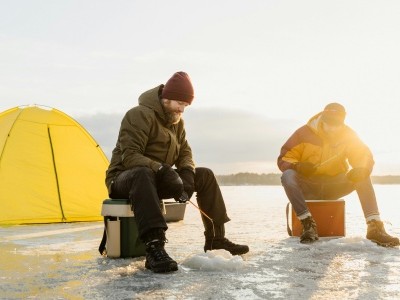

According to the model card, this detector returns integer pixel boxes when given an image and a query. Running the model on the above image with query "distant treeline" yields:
[216,173,282,185]
[215,172,400,186]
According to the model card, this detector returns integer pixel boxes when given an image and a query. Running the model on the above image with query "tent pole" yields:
[48,126,66,222]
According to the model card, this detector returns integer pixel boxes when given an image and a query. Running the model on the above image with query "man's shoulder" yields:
[341,125,362,142]
[294,124,314,135]
[119,106,156,128]
[287,124,320,145]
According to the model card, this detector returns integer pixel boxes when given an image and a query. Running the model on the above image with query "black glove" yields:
[156,164,183,199]
[176,191,189,203]
[346,168,370,183]
[295,162,317,176]
[178,168,195,199]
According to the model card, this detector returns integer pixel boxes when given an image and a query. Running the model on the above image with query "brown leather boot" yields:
[366,220,400,247]
[300,216,319,244]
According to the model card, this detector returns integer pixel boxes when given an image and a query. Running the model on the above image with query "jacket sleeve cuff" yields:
[150,161,162,173]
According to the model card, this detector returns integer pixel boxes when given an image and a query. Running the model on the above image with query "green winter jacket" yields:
[105,85,195,192]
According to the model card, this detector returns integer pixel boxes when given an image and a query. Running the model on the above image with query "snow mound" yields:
[182,249,245,271]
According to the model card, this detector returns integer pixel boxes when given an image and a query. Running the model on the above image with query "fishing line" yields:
[188,199,216,250]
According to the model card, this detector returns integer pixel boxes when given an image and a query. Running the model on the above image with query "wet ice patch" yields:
[316,236,391,253]
[182,249,244,271]
[17,239,99,255]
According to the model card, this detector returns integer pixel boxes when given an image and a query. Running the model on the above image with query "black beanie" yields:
[321,102,346,126]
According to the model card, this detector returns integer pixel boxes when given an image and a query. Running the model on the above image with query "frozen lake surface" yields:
[1,185,400,299]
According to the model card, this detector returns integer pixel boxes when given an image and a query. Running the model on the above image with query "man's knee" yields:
[133,166,155,178]
[195,167,215,181]
[194,167,218,191]
[281,169,298,187]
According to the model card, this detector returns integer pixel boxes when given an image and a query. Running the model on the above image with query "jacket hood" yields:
[138,85,166,120]
[306,112,324,134]
[307,111,350,141]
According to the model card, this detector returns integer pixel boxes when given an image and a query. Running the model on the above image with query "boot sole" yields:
[368,239,400,248]
[229,247,249,255]
[300,237,319,244]
[145,261,178,273]
[204,247,249,255]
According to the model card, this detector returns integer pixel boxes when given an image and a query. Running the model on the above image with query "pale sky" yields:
[1,0,400,175]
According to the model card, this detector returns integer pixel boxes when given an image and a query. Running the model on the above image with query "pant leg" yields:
[316,173,354,199]
[317,174,380,218]
[354,177,380,219]
[281,169,310,217]
[282,169,380,220]
[282,170,354,217]
[194,167,231,232]
[110,167,167,238]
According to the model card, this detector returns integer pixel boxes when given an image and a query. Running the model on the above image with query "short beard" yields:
[165,111,181,125]
[161,99,182,125]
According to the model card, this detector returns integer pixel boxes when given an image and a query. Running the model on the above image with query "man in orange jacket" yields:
[278,103,399,246]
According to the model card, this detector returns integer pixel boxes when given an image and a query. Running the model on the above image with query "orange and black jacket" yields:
[277,112,374,176]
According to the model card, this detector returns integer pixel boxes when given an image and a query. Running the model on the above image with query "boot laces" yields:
[369,220,386,233]
[147,240,171,261]
[302,217,316,231]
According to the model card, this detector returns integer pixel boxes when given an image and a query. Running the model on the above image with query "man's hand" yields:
[156,164,183,199]
[175,191,189,203]
[178,168,195,199]
[346,168,370,183]
[295,162,317,176]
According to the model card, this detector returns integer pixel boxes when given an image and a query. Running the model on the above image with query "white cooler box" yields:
[101,199,146,258]
[100,199,187,258]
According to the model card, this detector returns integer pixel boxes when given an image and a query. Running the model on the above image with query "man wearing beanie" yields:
[105,71,249,273]
[277,102,399,247]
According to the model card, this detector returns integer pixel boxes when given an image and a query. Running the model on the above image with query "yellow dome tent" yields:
[0,105,109,225]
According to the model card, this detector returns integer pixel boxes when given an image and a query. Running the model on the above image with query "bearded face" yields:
[161,99,189,125]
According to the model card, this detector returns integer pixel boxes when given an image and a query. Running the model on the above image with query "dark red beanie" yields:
[161,72,194,104]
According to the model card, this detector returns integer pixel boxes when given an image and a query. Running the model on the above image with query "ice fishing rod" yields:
[315,153,341,168]
[179,192,215,238]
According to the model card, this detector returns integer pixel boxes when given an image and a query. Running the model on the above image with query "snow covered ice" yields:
[1,186,400,299]
[182,249,245,271]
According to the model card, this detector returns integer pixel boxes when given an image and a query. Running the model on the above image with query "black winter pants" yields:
[109,167,230,238]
